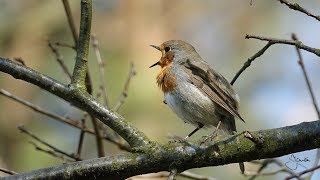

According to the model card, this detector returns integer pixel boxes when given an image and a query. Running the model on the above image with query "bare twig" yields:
[48,41,72,79]
[0,89,86,131]
[0,88,131,151]
[244,168,288,177]
[286,164,320,180]
[91,34,109,107]
[248,159,301,180]
[231,42,272,85]
[18,125,81,161]
[180,171,216,180]
[89,114,105,157]
[0,167,17,175]
[76,118,86,158]
[245,35,320,57]
[29,141,73,162]
[113,62,136,111]
[232,34,320,85]
[292,33,320,179]
[278,0,320,21]
[291,34,320,118]
[53,41,75,49]
[61,0,78,47]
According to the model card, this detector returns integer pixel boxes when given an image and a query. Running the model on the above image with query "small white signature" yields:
[285,154,310,171]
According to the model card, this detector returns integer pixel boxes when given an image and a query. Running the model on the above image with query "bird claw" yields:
[201,132,218,145]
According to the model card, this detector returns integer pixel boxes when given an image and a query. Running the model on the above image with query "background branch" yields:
[278,0,320,21]
[61,0,78,47]
[18,126,81,161]
[0,58,151,148]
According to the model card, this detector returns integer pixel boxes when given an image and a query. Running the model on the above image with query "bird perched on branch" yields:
[150,40,245,173]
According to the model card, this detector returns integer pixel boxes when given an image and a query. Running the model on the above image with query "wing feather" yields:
[183,59,245,122]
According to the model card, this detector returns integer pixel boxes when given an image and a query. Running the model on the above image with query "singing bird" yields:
[150,40,245,173]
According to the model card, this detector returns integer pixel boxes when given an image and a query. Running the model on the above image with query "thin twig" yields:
[180,171,217,180]
[245,35,320,57]
[248,159,301,180]
[29,141,73,162]
[61,0,78,47]
[270,159,301,180]
[91,34,109,107]
[113,62,136,111]
[76,118,86,158]
[291,34,320,118]
[89,115,105,157]
[18,125,81,161]
[244,168,288,177]
[53,41,76,49]
[292,33,320,179]
[0,88,131,151]
[0,89,88,132]
[48,41,72,79]
[231,42,272,85]
[232,34,320,85]
[286,164,320,180]
[278,0,320,21]
[0,167,17,175]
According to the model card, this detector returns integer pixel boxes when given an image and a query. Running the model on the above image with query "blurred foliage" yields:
[0,0,320,179]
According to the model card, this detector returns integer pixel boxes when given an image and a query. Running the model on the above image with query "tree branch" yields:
[245,34,320,57]
[0,58,152,148]
[61,0,78,47]
[70,0,92,89]
[278,0,320,22]
[18,126,81,161]
[5,120,320,179]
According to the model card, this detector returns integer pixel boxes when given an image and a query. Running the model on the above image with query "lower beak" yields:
[149,61,159,68]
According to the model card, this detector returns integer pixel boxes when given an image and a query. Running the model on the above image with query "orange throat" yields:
[156,65,176,93]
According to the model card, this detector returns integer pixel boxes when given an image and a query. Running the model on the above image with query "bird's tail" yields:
[239,162,245,174]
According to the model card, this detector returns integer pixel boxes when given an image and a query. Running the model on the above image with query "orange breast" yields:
[156,65,176,93]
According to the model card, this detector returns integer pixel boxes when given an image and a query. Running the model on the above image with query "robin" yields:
[149,40,245,173]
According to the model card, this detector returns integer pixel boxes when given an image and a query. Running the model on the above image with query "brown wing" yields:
[183,59,245,122]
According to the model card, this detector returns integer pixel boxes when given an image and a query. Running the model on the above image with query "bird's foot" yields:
[201,132,218,145]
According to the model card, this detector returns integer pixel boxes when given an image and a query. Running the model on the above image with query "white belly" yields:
[164,82,220,127]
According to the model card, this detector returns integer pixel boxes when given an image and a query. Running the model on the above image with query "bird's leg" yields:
[168,123,204,143]
[201,121,221,144]
[184,123,204,140]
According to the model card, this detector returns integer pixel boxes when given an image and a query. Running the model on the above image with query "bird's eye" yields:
[164,47,170,52]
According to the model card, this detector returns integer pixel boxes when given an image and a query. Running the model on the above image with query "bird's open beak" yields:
[149,45,161,68]
[149,61,160,68]
[150,45,161,51]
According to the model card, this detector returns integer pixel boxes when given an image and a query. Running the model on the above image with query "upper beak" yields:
[150,45,161,51]
[149,61,159,68]
[149,45,161,68]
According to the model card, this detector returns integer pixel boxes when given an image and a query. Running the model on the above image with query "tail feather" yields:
[239,162,245,174]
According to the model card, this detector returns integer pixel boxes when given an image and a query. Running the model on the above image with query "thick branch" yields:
[0,58,152,148]
[5,120,320,179]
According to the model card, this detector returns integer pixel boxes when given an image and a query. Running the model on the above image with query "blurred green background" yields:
[0,0,320,179]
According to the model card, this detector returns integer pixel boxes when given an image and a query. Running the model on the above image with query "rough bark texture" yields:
[2,120,319,179]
